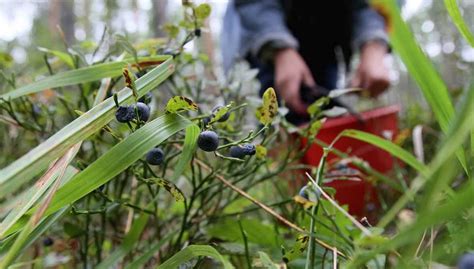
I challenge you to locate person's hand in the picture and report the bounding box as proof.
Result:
[274,48,315,115]
[351,41,390,97]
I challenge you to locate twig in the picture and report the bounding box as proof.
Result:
[333,247,338,269]
[306,172,372,236]
[192,157,346,256]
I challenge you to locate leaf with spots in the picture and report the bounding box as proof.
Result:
[256,145,267,160]
[256,87,278,125]
[282,234,309,263]
[166,96,198,113]
[147,178,185,202]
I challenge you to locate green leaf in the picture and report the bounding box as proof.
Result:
[337,129,428,176]
[3,114,191,238]
[171,124,199,182]
[194,3,212,20]
[444,0,474,47]
[207,218,279,247]
[377,86,474,228]
[307,97,329,117]
[0,58,175,197]
[256,87,278,125]
[157,245,233,269]
[371,0,467,171]
[164,24,180,39]
[38,47,75,68]
[0,55,170,101]
[165,96,198,113]
[208,104,232,124]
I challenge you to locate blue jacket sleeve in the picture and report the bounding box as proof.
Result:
[221,0,298,72]
[233,0,298,57]
[352,6,389,51]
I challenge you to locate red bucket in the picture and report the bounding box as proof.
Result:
[301,105,400,218]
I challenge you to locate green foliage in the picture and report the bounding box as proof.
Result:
[1,1,473,268]
[165,95,198,113]
[444,0,474,47]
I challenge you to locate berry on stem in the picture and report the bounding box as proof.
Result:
[146,148,165,165]
[197,130,219,152]
[115,106,135,123]
[212,105,230,122]
[135,102,150,122]
[43,237,54,247]
[229,144,256,158]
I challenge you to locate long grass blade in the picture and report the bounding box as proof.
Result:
[0,55,170,101]
[336,129,428,176]
[443,0,474,47]
[0,57,175,196]
[3,113,191,238]
[0,145,79,238]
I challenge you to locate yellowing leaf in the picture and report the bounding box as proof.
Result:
[166,96,198,113]
[256,87,278,125]
[282,234,309,263]
[148,178,185,202]
[293,195,316,210]
[256,145,267,160]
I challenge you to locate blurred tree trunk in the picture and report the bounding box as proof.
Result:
[151,0,168,37]
[48,0,75,44]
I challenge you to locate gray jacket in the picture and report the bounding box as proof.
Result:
[221,0,388,72]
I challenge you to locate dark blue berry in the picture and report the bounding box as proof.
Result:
[229,144,256,158]
[298,186,309,199]
[42,237,54,247]
[197,131,219,152]
[458,253,474,269]
[212,105,230,122]
[146,148,165,165]
[194,28,201,37]
[202,116,210,126]
[138,92,153,105]
[135,102,150,122]
[115,106,135,123]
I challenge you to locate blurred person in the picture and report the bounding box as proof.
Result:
[222,0,391,124]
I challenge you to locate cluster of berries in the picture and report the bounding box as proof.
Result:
[197,105,255,158]
[115,92,153,124]
[115,93,166,166]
